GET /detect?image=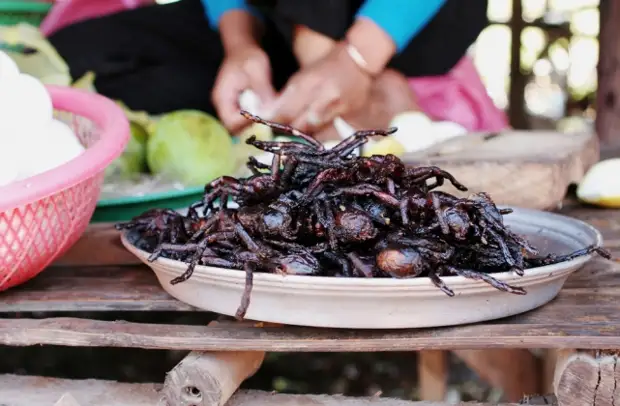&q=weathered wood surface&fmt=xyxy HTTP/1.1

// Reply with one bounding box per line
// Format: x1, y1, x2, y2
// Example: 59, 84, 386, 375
402, 131, 599, 210
161, 321, 266, 406
2, 310, 620, 352
162, 348, 265, 405
0, 265, 195, 312
55, 223, 141, 267
553, 351, 620, 406
0, 375, 513, 406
